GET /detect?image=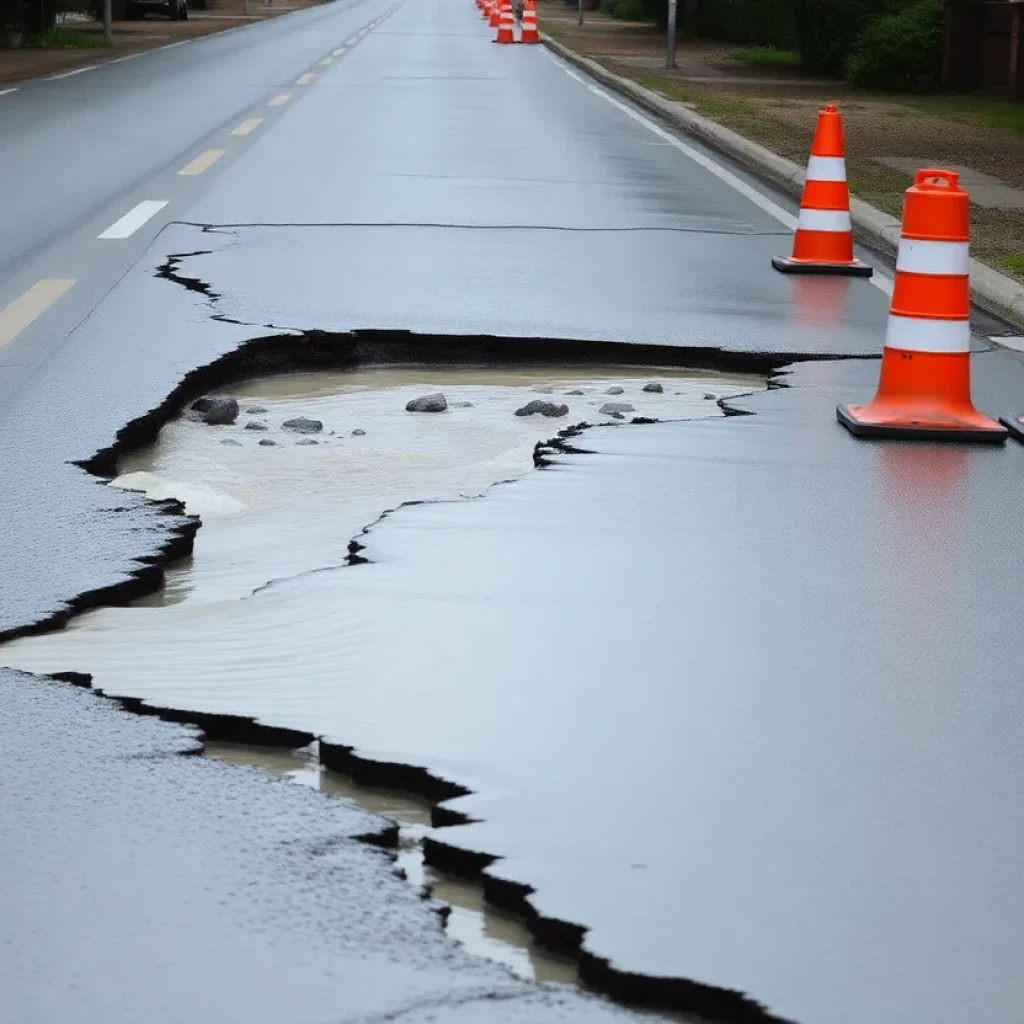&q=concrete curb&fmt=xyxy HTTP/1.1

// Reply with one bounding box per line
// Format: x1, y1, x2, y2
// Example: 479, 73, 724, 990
541, 32, 1024, 330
